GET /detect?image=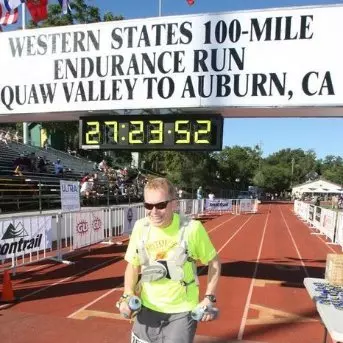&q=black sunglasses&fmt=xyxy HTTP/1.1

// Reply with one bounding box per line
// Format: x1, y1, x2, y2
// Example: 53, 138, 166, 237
144, 200, 173, 210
